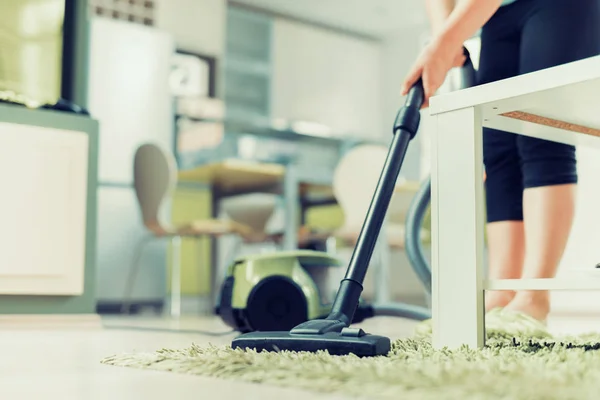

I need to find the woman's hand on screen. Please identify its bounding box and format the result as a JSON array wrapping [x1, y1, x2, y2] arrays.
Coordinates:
[[400, 36, 466, 108]]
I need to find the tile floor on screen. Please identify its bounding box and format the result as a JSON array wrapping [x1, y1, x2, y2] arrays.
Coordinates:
[[1, 313, 599, 400]]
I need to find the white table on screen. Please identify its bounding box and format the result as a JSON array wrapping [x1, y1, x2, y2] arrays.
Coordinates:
[[429, 55, 600, 350]]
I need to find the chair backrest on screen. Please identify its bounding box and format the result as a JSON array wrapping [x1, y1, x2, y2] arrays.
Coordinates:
[[333, 144, 408, 231], [133, 143, 178, 233]]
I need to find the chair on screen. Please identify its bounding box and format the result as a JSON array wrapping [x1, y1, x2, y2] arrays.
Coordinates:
[[121, 143, 262, 316]]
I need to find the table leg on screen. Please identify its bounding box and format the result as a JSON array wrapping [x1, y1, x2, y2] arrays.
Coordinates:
[[431, 106, 486, 349], [210, 185, 222, 315], [170, 236, 182, 317], [283, 163, 299, 251]]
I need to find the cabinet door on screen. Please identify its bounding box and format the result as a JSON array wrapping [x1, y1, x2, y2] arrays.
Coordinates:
[[270, 19, 383, 139], [0, 122, 88, 295]]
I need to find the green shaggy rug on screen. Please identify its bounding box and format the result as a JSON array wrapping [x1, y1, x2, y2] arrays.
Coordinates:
[[102, 309, 600, 400]]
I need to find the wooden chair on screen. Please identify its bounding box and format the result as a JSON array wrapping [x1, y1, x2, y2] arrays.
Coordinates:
[[121, 143, 262, 316]]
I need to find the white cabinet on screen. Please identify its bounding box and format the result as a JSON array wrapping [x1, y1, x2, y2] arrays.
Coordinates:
[[270, 19, 383, 139], [0, 122, 89, 295]]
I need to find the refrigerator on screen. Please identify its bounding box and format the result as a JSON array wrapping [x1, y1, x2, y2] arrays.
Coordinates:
[[87, 17, 175, 312]]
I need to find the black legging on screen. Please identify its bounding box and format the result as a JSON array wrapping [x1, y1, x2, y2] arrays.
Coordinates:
[[479, 0, 600, 223]]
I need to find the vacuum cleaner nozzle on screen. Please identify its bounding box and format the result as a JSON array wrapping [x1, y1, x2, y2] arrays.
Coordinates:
[[231, 328, 391, 357], [232, 290, 391, 357]]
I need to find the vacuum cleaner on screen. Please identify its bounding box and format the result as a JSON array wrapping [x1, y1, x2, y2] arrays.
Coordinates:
[[223, 49, 476, 357], [217, 249, 417, 334]]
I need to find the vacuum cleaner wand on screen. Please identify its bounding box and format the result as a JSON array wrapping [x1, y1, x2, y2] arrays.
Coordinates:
[[231, 81, 425, 357], [322, 79, 424, 326]]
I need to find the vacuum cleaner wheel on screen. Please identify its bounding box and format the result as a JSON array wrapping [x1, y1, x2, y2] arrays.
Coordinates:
[[245, 276, 308, 332]]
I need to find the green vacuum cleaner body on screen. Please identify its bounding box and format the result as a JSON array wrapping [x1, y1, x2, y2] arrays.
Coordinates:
[[218, 250, 346, 333]]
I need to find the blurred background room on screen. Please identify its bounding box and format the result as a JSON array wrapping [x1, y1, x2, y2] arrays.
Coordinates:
[[1, 0, 598, 326]]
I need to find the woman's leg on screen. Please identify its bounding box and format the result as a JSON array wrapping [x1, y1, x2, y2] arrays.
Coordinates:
[[477, 8, 525, 311], [485, 221, 525, 310], [505, 0, 600, 320], [483, 127, 526, 311], [505, 185, 576, 320]]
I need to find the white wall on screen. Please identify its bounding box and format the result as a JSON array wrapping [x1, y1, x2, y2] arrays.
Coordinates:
[[154, 0, 226, 57], [270, 19, 384, 140]]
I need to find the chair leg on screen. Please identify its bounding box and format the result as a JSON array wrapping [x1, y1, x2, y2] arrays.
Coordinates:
[[170, 236, 183, 317], [121, 235, 154, 314], [208, 236, 218, 313], [197, 235, 217, 314]]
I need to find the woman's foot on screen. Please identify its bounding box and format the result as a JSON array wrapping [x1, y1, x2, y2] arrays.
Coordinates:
[[485, 290, 515, 312], [504, 291, 550, 322]]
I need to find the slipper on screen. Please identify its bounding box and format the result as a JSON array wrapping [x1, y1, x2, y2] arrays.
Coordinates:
[[485, 307, 549, 337]]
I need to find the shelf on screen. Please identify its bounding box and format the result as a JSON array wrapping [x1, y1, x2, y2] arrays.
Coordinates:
[[486, 269, 600, 291]]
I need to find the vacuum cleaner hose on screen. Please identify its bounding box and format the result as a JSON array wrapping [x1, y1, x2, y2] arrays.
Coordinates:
[[404, 176, 432, 293], [372, 303, 431, 321]]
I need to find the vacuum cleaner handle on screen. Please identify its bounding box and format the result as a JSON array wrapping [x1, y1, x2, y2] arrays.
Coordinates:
[[406, 46, 473, 106], [401, 46, 473, 110], [460, 46, 477, 88], [405, 78, 425, 109]]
